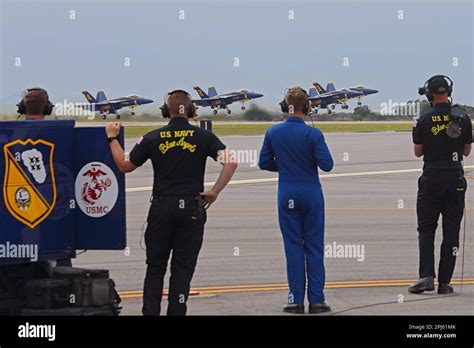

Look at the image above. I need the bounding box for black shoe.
[438,283,454,294]
[282,303,304,314]
[309,302,331,314]
[408,277,435,294]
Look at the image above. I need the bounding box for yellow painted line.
[118,278,474,299]
[125,165,474,193]
[119,278,474,294]
[119,277,474,294]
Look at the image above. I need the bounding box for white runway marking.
[125,165,474,193]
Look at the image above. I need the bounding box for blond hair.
[285,87,308,113]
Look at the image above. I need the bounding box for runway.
[75,131,474,315]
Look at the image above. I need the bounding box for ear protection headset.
[279,87,312,115]
[160,89,196,118]
[418,75,453,102]
[16,87,54,116]
[419,75,462,138]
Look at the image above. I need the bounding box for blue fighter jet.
[323,82,379,107]
[308,83,364,115]
[192,86,264,115]
[81,90,154,119]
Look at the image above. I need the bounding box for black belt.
[423,160,463,170]
[422,168,464,176]
[150,194,201,203]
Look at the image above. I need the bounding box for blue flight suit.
[258,116,334,305]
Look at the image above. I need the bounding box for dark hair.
[167,91,192,116]
[23,89,48,115]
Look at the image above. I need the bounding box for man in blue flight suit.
[259,87,334,314]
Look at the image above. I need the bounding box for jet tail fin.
[193,86,209,99]
[308,87,318,98]
[82,90,97,104]
[326,82,336,92]
[96,91,107,102]
[312,82,326,95]
[208,86,218,97]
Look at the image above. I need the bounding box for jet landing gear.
[341,104,349,110]
[241,105,246,111]
[210,108,232,115]
[327,109,332,115]
[100,112,120,120]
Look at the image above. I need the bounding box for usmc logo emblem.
[75,162,118,218]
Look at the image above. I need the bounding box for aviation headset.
[279,87,312,115]
[418,74,453,103]
[418,75,464,138]
[16,87,54,116]
[160,89,196,118]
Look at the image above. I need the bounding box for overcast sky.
[0,0,472,114]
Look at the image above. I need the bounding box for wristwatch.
[107,136,118,143]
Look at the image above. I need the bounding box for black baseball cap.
[427,76,450,94]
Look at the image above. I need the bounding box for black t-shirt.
[129,117,226,196]
[412,103,473,165]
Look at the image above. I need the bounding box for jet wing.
[192,96,226,107]
[94,101,113,106]
[104,99,129,104]
[192,99,213,107]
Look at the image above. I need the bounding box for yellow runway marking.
[118,278,474,299]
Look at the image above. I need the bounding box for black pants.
[416,172,467,284]
[142,196,206,316]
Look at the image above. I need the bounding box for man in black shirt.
[16,88,73,267]
[409,75,472,295]
[105,90,237,315]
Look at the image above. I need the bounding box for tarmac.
[75,131,474,315]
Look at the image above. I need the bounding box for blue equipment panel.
[0,121,126,265]
[74,127,126,250]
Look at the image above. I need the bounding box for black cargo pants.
[142,195,206,316]
[416,171,467,284]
